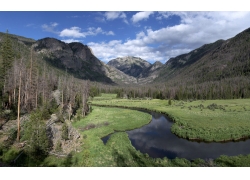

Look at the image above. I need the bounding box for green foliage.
[171,157,191,167]
[55,140,62,152]
[168,99,172,106]
[3,128,17,148]
[89,85,100,98]
[0,30,14,78]
[22,109,51,160]
[1,147,20,163]
[75,108,82,121]
[48,98,59,114]
[215,154,250,167]
[41,99,58,119]
[91,94,250,142]
[61,123,68,140]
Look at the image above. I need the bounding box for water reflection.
[126,111,250,160]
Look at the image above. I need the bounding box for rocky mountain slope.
[107,56,151,77]
[32,38,140,85]
[137,61,163,84]
[2,27,250,87]
[33,38,114,84]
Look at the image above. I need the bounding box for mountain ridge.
[1,27,250,87]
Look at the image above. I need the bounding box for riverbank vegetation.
[70,105,250,167]
[90,94,250,142]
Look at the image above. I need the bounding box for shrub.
[168,99,172,106]
[22,109,51,160]
[55,140,62,152]
[2,147,20,163]
[61,123,68,140]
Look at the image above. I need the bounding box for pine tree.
[0,30,14,114]
[1,30,14,78]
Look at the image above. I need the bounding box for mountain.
[0,32,36,47]
[33,38,114,84]
[107,56,151,78]
[154,27,250,85]
[2,27,250,88]
[137,61,163,84]
[103,64,138,85]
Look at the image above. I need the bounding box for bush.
[22,109,51,160]
[168,99,172,106]
[2,147,20,163]
[55,140,62,152]
[3,128,17,148]
[61,123,68,140]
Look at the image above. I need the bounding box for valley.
[1,26,250,167]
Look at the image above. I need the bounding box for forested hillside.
[0,31,91,166]
[104,28,250,100]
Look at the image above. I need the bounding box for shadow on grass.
[112,149,128,167]
[127,148,148,167]
[62,152,73,167]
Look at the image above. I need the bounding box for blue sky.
[1,11,250,64]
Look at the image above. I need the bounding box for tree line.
[90,76,250,101]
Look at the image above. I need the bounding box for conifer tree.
[1,30,14,78]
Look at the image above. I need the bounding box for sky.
[1,2,250,65]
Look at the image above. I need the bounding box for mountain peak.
[107,56,151,77]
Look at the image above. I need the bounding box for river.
[102,110,250,160]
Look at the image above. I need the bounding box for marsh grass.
[91,94,250,142]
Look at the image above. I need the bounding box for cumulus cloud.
[89,11,250,63]
[59,27,85,38]
[41,22,59,33]
[59,26,115,38]
[131,11,154,23]
[88,38,164,63]
[104,11,128,24]
[61,39,80,43]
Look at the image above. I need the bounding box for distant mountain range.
[1,27,250,86]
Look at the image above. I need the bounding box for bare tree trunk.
[61,89,63,114]
[17,60,22,142]
[68,102,71,121]
[35,68,38,108]
[8,92,11,109]
[13,88,15,104]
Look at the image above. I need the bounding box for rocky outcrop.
[33,38,114,83]
[103,63,138,85]
[46,115,82,155]
[137,61,163,83]
[107,56,151,78]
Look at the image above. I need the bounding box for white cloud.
[104,11,128,24]
[59,27,85,38]
[59,26,115,38]
[131,11,154,23]
[87,11,250,64]
[61,39,80,43]
[105,31,115,35]
[41,22,59,33]
[88,38,165,63]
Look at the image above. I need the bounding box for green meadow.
[90,94,250,142]
[3,94,250,167]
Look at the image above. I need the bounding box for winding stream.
[102,110,250,160]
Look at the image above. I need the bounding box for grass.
[71,106,216,167]
[72,106,154,166]
[2,93,250,167]
[90,94,250,142]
